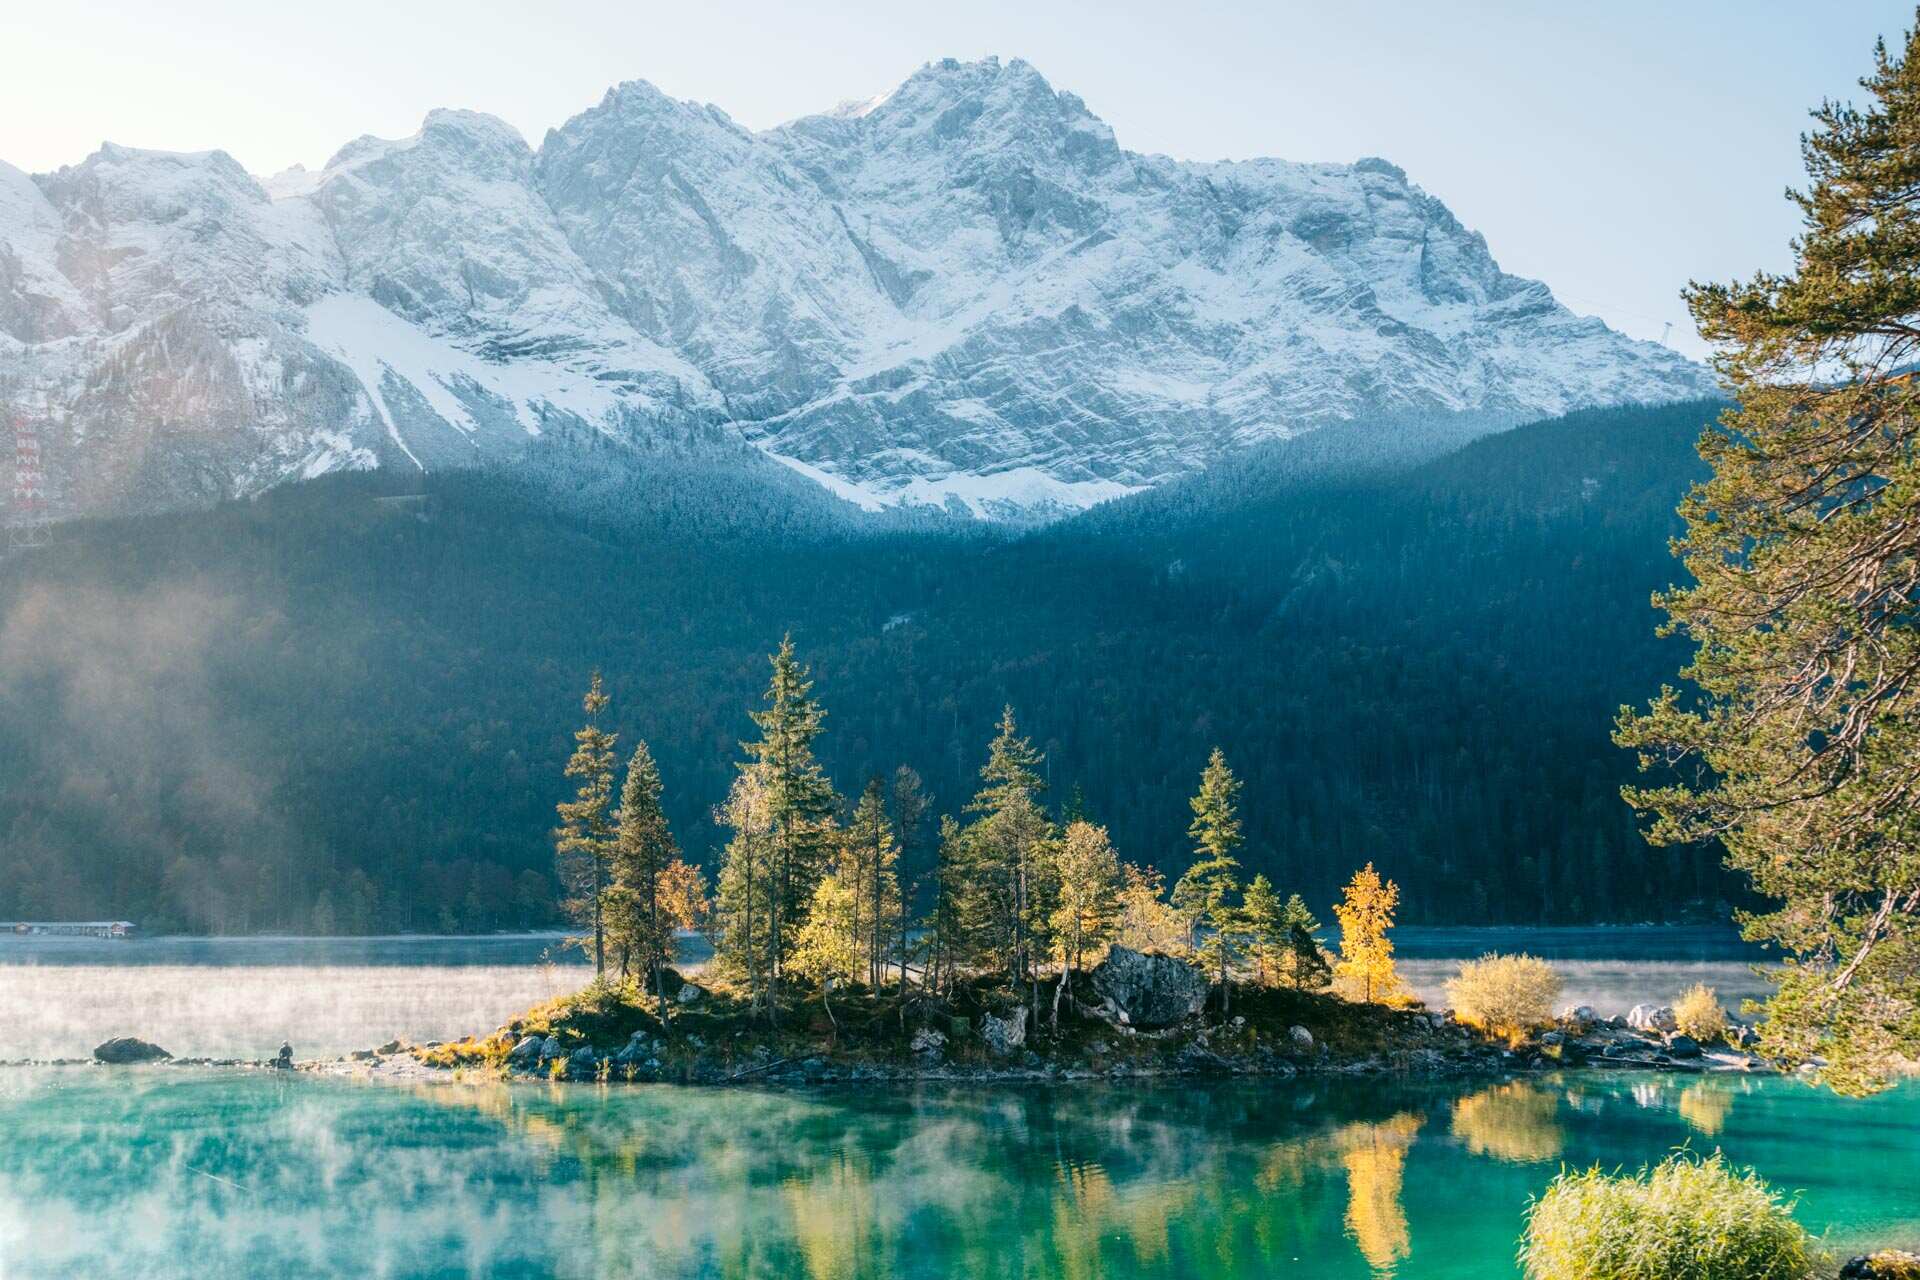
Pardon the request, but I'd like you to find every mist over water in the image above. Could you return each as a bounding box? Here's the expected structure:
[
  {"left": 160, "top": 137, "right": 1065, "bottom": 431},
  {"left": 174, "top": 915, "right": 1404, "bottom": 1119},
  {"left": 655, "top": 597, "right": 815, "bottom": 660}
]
[{"left": 0, "top": 928, "right": 1764, "bottom": 1061}]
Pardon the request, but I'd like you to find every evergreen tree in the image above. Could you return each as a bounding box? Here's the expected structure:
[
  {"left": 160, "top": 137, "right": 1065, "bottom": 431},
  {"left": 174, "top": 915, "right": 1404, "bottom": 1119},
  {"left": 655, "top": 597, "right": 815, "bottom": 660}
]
[
  {"left": 844, "top": 777, "right": 903, "bottom": 986},
  {"left": 740, "top": 636, "right": 840, "bottom": 987},
  {"left": 611, "top": 739, "right": 677, "bottom": 1011},
  {"left": 554, "top": 673, "right": 617, "bottom": 977},
  {"left": 1334, "top": 863, "right": 1403, "bottom": 1004},
  {"left": 1173, "top": 748, "right": 1245, "bottom": 1010},
  {"left": 1617, "top": 19, "right": 1920, "bottom": 1096},
  {"left": 887, "top": 765, "right": 932, "bottom": 993},
  {"left": 961, "top": 707, "right": 1055, "bottom": 989},
  {"left": 1278, "top": 892, "right": 1332, "bottom": 991},
  {"left": 1238, "top": 874, "right": 1286, "bottom": 986}
]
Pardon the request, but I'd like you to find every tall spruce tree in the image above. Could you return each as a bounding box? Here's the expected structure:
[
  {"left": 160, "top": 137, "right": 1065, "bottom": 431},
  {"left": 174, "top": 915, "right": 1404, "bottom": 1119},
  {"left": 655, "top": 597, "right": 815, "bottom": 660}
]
[
  {"left": 888, "top": 765, "right": 932, "bottom": 993},
  {"left": 554, "top": 673, "right": 618, "bottom": 977},
  {"left": 740, "top": 636, "right": 839, "bottom": 989},
  {"left": 844, "top": 777, "right": 903, "bottom": 987},
  {"left": 1617, "top": 18, "right": 1920, "bottom": 1094},
  {"left": 1173, "top": 747, "right": 1245, "bottom": 1010},
  {"left": 612, "top": 740, "right": 677, "bottom": 1012},
  {"left": 962, "top": 706, "right": 1055, "bottom": 989}
]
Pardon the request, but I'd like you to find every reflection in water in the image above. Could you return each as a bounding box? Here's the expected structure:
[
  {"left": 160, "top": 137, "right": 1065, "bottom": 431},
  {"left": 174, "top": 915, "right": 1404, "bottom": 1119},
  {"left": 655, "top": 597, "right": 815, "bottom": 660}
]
[
  {"left": 0, "top": 1069, "right": 1915, "bottom": 1279},
  {"left": 1450, "top": 1083, "right": 1564, "bottom": 1164},
  {"left": 1678, "top": 1082, "right": 1736, "bottom": 1137},
  {"left": 1338, "top": 1114, "right": 1423, "bottom": 1273}
]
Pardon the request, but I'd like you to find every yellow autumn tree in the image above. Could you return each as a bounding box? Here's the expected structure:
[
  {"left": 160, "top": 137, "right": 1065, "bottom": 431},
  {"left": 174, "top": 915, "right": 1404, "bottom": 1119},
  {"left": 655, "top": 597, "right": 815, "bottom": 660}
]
[{"left": 1333, "top": 863, "right": 1405, "bottom": 1005}]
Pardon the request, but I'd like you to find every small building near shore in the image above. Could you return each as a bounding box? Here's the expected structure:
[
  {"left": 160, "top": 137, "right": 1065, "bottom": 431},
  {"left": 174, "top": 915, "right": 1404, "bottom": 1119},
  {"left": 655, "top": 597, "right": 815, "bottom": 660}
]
[{"left": 1, "top": 920, "right": 136, "bottom": 939}]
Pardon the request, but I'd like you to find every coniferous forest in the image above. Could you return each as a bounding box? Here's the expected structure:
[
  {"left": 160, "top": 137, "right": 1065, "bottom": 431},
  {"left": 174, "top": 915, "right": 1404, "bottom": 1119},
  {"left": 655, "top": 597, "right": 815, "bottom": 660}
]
[{"left": 0, "top": 399, "right": 1731, "bottom": 933}]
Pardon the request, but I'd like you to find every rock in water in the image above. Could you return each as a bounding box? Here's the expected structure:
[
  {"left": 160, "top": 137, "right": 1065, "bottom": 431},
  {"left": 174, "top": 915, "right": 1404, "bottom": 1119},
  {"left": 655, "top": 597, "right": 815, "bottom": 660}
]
[
  {"left": 1626, "top": 1004, "right": 1677, "bottom": 1033},
  {"left": 1662, "top": 1033, "right": 1702, "bottom": 1059},
  {"left": 1090, "top": 946, "right": 1209, "bottom": 1029},
  {"left": 981, "top": 1007, "right": 1028, "bottom": 1056},
  {"left": 93, "top": 1037, "right": 172, "bottom": 1064},
  {"left": 275, "top": 1042, "right": 294, "bottom": 1069},
  {"left": 1842, "top": 1252, "right": 1920, "bottom": 1279}
]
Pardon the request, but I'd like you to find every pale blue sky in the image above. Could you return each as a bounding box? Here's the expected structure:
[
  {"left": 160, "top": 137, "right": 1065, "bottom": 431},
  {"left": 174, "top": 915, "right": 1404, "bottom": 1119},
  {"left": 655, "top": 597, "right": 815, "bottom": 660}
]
[{"left": 6, "top": 1, "right": 1912, "bottom": 357}]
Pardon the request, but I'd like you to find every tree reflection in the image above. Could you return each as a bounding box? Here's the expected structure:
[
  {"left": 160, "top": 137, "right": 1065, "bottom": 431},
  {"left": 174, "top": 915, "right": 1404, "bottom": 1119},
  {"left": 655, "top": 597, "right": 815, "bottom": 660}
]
[{"left": 1449, "top": 1082, "right": 1564, "bottom": 1163}]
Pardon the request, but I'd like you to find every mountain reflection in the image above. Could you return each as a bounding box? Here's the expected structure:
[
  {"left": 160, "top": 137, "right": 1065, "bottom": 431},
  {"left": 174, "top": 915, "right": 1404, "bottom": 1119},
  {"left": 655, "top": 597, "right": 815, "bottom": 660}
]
[{"left": 0, "top": 1067, "right": 1898, "bottom": 1279}]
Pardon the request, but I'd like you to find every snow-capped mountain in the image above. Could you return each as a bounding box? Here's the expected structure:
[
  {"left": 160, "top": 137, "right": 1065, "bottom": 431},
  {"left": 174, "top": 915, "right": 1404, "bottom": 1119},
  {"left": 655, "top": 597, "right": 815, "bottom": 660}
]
[{"left": 0, "top": 57, "right": 1711, "bottom": 521}]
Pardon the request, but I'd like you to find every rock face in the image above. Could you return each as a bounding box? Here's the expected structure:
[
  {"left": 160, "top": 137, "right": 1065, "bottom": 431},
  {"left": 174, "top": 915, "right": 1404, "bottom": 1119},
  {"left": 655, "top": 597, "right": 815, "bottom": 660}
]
[
  {"left": 1090, "top": 946, "right": 1209, "bottom": 1028},
  {"left": 0, "top": 58, "right": 1710, "bottom": 524},
  {"left": 93, "top": 1037, "right": 171, "bottom": 1064},
  {"left": 1626, "top": 1004, "right": 1677, "bottom": 1033},
  {"left": 981, "top": 1007, "right": 1028, "bottom": 1055}
]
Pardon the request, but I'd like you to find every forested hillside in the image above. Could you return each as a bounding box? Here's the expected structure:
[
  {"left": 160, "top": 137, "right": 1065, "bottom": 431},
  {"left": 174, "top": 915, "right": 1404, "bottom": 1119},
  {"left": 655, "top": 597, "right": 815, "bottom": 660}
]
[{"left": 0, "top": 400, "right": 1730, "bottom": 933}]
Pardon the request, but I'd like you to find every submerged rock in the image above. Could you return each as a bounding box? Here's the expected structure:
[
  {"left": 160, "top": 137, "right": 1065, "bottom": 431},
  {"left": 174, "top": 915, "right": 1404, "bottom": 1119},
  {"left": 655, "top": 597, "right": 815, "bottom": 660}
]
[
  {"left": 93, "top": 1037, "right": 172, "bottom": 1065},
  {"left": 1089, "top": 946, "right": 1208, "bottom": 1029}
]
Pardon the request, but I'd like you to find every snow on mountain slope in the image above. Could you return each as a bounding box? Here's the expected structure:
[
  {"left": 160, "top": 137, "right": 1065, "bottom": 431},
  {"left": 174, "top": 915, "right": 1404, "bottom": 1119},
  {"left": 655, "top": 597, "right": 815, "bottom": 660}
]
[{"left": 0, "top": 56, "right": 1712, "bottom": 522}]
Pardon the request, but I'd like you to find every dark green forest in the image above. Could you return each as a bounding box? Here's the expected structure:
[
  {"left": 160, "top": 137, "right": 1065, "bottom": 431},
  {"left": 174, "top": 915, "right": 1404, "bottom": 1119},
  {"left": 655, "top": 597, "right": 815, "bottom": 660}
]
[{"left": 0, "top": 399, "right": 1731, "bottom": 933}]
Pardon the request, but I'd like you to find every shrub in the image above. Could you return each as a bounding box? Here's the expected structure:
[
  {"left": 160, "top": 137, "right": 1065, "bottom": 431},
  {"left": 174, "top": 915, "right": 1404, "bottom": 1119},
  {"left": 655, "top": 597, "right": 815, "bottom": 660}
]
[
  {"left": 1674, "top": 983, "right": 1729, "bottom": 1043},
  {"left": 1519, "top": 1151, "right": 1814, "bottom": 1280},
  {"left": 1446, "top": 953, "right": 1564, "bottom": 1045}
]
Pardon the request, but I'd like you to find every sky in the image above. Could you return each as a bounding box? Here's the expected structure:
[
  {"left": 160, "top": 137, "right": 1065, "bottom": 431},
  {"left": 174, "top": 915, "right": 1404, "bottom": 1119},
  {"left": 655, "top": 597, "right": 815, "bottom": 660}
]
[{"left": 4, "top": 1, "right": 1913, "bottom": 358}]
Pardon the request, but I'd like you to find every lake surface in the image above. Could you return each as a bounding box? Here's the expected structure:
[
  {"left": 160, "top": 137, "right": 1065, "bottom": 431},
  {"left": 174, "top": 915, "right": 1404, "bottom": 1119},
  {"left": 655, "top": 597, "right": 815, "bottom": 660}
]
[
  {"left": 0, "top": 927, "right": 1774, "bottom": 1061},
  {"left": 0, "top": 1068, "right": 1912, "bottom": 1278}
]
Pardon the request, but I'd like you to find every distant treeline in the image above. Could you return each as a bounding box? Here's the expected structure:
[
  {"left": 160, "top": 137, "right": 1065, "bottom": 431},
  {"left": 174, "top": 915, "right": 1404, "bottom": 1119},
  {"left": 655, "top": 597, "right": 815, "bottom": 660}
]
[{"left": 0, "top": 399, "right": 1733, "bottom": 933}]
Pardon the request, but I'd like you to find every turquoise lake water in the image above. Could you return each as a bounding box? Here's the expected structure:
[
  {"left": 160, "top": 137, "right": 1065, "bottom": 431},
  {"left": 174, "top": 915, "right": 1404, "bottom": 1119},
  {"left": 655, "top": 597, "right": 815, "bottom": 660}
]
[{"left": 1, "top": 1068, "right": 1913, "bottom": 1279}]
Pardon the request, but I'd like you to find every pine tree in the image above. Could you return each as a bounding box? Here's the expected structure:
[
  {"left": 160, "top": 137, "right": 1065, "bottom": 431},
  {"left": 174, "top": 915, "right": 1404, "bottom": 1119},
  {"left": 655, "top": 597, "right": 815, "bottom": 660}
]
[
  {"left": 1173, "top": 748, "right": 1245, "bottom": 1010},
  {"left": 1278, "top": 893, "right": 1332, "bottom": 991},
  {"left": 888, "top": 765, "right": 931, "bottom": 993},
  {"left": 1616, "top": 20, "right": 1920, "bottom": 1096},
  {"left": 844, "top": 777, "right": 903, "bottom": 987},
  {"left": 554, "top": 672, "right": 617, "bottom": 977},
  {"left": 961, "top": 707, "right": 1055, "bottom": 987},
  {"left": 1239, "top": 874, "right": 1286, "bottom": 986},
  {"left": 740, "top": 635, "right": 839, "bottom": 988},
  {"left": 1334, "top": 863, "right": 1403, "bottom": 1004},
  {"left": 611, "top": 739, "right": 677, "bottom": 1011}
]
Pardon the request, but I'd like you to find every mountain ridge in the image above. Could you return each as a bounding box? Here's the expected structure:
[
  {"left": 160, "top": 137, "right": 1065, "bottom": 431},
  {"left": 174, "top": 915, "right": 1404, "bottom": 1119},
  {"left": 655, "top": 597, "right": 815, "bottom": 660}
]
[{"left": 1, "top": 57, "right": 1712, "bottom": 521}]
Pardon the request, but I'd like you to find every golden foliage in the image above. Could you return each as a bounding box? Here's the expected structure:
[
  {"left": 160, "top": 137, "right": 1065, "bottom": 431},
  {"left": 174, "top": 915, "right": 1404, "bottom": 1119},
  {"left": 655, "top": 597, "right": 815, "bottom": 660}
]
[
  {"left": 1445, "top": 953, "right": 1564, "bottom": 1045},
  {"left": 1673, "top": 982, "right": 1729, "bottom": 1044},
  {"left": 1450, "top": 1082, "right": 1564, "bottom": 1163},
  {"left": 1333, "top": 863, "right": 1404, "bottom": 1005}
]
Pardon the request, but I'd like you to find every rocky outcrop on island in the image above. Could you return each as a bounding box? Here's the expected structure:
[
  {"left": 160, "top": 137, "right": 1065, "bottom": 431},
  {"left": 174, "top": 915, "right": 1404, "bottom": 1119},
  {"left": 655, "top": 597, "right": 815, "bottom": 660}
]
[{"left": 92, "top": 1037, "right": 172, "bottom": 1064}]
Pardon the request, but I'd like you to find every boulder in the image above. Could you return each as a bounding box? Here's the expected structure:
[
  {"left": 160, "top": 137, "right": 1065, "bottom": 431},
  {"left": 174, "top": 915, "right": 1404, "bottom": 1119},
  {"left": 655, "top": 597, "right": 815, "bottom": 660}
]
[
  {"left": 1089, "top": 946, "right": 1209, "bottom": 1029},
  {"left": 1626, "top": 1004, "right": 1676, "bottom": 1033},
  {"left": 508, "top": 1035, "right": 544, "bottom": 1067},
  {"left": 1288, "top": 1025, "right": 1315, "bottom": 1050},
  {"left": 376, "top": 1039, "right": 404, "bottom": 1056},
  {"left": 93, "top": 1037, "right": 172, "bottom": 1065},
  {"left": 981, "top": 1007, "right": 1028, "bottom": 1056},
  {"left": 1727, "top": 1023, "right": 1760, "bottom": 1049},
  {"left": 1842, "top": 1250, "right": 1920, "bottom": 1279},
  {"left": 567, "top": 1046, "right": 598, "bottom": 1077},
  {"left": 1559, "top": 1005, "right": 1599, "bottom": 1027},
  {"left": 910, "top": 1027, "right": 947, "bottom": 1057},
  {"left": 275, "top": 1042, "right": 294, "bottom": 1070},
  {"left": 614, "top": 1031, "right": 654, "bottom": 1066},
  {"left": 676, "top": 982, "right": 705, "bottom": 1005},
  {"left": 538, "top": 1036, "right": 565, "bottom": 1062},
  {"left": 1663, "top": 1033, "right": 1702, "bottom": 1059}
]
